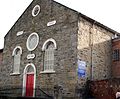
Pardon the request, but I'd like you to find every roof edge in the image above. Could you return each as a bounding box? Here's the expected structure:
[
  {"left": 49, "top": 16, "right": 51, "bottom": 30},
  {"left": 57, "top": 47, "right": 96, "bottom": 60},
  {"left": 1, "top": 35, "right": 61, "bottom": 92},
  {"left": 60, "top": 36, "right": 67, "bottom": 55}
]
[
  {"left": 53, "top": 0, "right": 119, "bottom": 34},
  {"left": 79, "top": 13, "right": 119, "bottom": 34},
  {"left": 4, "top": 0, "right": 34, "bottom": 38},
  {"left": 4, "top": 0, "right": 119, "bottom": 39}
]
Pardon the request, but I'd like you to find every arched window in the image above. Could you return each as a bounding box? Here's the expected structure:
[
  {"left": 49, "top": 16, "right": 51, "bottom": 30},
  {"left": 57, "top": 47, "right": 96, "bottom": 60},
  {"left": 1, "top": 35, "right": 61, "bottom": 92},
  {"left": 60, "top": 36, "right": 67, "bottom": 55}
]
[
  {"left": 12, "top": 46, "right": 22, "bottom": 74},
  {"left": 41, "top": 38, "right": 57, "bottom": 73}
]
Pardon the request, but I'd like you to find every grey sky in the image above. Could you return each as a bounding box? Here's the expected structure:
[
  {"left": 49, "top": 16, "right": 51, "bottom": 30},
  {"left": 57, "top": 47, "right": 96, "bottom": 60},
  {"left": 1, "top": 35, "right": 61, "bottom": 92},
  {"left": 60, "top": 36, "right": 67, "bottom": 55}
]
[{"left": 0, "top": 0, "right": 120, "bottom": 49}]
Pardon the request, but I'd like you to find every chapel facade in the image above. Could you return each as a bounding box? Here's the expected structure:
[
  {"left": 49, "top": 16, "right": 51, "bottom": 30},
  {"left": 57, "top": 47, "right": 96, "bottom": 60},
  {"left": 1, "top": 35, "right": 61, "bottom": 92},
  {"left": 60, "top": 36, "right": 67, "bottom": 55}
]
[{"left": 0, "top": 0, "right": 118, "bottom": 98}]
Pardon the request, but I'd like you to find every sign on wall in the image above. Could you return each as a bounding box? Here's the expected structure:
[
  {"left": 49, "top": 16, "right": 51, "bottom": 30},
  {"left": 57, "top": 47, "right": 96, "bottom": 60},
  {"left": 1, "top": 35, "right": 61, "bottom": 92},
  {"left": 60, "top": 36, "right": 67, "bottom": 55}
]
[{"left": 77, "top": 60, "right": 86, "bottom": 78}]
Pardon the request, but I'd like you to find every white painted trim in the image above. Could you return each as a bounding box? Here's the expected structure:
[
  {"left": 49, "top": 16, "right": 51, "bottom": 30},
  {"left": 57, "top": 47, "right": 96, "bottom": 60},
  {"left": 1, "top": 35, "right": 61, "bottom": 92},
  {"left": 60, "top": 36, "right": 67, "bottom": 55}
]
[
  {"left": 12, "top": 46, "right": 22, "bottom": 56},
  {"left": 47, "top": 20, "right": 56, "bottom": 27},
  {"left": 27, "top": 54, "right": 35, "bottom": 60},
  {"left": 42, "top": 38, "right": 57, "bottom": 51},
  {"left": 40, "top": 70, "right": 55, "bottom": 74},
  {"left": 16, "top": 31, "right": 24, "bottom": 36},
  {"left": 10, "top": 72, "right": 20, "bottom": 76},
  {"left": 26, "top": 32, "right": 39, "bottom": 51},
  {"left": 32, "top": 5, "right": 40, "bottom": 17},
  {"left": 22, "top": 63, "right": 36, "bottom": 97}
]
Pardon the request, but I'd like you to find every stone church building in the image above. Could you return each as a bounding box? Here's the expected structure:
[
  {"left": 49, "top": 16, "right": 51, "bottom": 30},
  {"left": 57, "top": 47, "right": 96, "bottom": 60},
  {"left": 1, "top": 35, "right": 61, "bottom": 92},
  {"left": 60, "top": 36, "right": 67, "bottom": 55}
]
[{"left": 0, "top": 0, "right": 119, "bottom": 98}]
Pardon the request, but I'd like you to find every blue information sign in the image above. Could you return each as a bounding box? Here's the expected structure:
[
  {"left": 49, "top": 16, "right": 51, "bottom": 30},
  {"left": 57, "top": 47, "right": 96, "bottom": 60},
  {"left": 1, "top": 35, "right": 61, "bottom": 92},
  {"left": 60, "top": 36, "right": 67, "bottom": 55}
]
[{"left": 77, "top": 60, "right": 86, "bottom": 78}]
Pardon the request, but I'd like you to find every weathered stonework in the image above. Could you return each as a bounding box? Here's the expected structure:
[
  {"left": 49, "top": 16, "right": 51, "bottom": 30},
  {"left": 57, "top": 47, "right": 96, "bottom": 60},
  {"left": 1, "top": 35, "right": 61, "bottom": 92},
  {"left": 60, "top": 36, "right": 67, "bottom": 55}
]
[
  {"left": 77, "top": 16, "right": 114, "bottom": 96},
  {"left": 0, "top": 0, "right": 117, "bottom": 98},
  {"left": 78, "top": 17, "right": 114, "bottom": 80}
]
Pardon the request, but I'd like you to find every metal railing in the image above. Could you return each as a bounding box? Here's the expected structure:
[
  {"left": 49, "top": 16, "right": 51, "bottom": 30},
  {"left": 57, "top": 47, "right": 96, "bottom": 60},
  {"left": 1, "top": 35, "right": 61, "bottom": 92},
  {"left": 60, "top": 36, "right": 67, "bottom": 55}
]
[{"left": 0, "top": 86, "right": 53, "bottom": 99}]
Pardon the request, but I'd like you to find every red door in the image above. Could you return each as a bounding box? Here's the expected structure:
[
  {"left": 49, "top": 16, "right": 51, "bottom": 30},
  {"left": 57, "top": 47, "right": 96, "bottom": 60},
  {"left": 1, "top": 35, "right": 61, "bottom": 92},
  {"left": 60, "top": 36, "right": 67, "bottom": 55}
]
[{"left": 26, "top": 74, "right": 34, "bottom": 97}]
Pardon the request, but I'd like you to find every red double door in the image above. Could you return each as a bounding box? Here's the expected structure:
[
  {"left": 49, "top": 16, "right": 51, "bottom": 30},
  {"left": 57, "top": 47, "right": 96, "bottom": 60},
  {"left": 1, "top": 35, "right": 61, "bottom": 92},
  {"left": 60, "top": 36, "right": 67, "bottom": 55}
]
[{"left": 26, "top": 74, "right": 34, "bottom": 97}]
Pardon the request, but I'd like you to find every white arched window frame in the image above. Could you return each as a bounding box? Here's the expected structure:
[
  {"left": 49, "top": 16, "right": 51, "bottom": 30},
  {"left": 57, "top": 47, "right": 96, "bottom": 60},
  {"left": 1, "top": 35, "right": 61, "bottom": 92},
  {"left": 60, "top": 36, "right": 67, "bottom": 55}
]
[
  {"left": 42, "top": 38, "right": 57, "bottom": 51},
  {"left": 41, "top": 38, "right": 57, "bottom": 73},
  {"left": 11, "top": 46, "right": 22, "bottom": 75}
]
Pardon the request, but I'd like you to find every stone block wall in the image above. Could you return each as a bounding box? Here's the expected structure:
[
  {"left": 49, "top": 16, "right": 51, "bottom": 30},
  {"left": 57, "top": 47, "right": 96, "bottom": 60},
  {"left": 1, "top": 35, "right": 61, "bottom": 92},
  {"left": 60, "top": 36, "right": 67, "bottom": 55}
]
[
  {"left": 2, "top": 0, "right": 78, "bottom": 98},
  {"left": 77, "top": 17, "right": 114, "bottom": 85}
]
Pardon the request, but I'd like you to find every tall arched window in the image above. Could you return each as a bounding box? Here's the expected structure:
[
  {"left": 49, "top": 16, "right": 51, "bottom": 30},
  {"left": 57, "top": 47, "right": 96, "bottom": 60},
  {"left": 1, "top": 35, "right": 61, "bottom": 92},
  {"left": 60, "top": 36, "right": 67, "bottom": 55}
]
[
  {"left": 41, "top": 38, "right": 57, "bottom": 73},
  {"left": 12, "top": 46, "right": 22, "bottom": 74}
]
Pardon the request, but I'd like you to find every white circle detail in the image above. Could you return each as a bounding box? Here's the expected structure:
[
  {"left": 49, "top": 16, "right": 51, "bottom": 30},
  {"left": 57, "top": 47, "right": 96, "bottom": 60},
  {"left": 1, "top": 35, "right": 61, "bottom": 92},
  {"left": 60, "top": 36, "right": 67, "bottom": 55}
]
[
  {"left": 26, "top": 33, "right": 39, "bottom": 51},
  {"left": 32, "top": 5, "right": 40, "bottom": 17}
]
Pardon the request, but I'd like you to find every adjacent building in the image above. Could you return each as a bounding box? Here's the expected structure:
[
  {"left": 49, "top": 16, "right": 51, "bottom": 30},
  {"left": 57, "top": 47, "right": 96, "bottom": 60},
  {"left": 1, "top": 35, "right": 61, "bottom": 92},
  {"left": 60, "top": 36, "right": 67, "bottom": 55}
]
[{"left": 112, "top": 37, "right": 120, "bottom": 78}]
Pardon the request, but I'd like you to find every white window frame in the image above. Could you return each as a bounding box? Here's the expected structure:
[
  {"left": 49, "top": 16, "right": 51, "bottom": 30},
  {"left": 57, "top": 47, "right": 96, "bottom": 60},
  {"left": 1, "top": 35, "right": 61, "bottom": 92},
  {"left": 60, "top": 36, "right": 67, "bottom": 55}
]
[
  {"left": 40, "top": 38, "right": 57, "bottom": 74},
  {"left": 42, "top": 38, "right": 57, "bottom": 51},
  {"left": 32, "top": 5, "right": 40, "bottom": 17},
  {"left": 12, "top": 46, "right": 22, "bottom": 56},
  {"left": 26, "top": 32, "right": 39, "bottom": 51},
  {"left": 11, "top": 46, "right": 22, "bottom": 75}
]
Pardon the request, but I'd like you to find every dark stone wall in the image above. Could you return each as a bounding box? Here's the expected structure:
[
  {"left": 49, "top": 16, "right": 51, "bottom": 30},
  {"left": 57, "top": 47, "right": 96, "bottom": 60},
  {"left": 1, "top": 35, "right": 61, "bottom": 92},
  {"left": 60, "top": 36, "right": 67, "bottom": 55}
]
[{"left": 2, "top": 0, "right": 78, "bottom": 98}]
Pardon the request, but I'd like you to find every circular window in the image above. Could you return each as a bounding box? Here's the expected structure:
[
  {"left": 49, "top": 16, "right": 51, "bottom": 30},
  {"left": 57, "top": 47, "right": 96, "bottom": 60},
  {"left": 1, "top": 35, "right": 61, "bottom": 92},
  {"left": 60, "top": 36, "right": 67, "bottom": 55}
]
[
  {"left": 27, "top": 33, "right": 39, "bottom": 51},
  {"left": 32, "top": 5, "right": 40, "bottom": 17}
]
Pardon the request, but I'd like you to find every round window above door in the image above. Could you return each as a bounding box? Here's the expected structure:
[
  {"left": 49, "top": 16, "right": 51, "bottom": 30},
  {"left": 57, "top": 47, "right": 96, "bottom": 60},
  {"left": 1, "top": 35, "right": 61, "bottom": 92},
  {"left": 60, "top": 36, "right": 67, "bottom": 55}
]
[{"left": 26, "top": 33, "right": 39, "bottom": 51}]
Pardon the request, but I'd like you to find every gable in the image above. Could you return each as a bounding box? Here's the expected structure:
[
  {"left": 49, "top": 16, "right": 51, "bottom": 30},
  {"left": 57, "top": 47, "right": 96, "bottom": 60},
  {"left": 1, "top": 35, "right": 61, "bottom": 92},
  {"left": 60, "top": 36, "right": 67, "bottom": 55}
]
[
  {"left": 4, "top": 0, "right": 78, "bottom": 40},
  {"left": 3, "top": 0, "right": 79, "bottom": 72}
]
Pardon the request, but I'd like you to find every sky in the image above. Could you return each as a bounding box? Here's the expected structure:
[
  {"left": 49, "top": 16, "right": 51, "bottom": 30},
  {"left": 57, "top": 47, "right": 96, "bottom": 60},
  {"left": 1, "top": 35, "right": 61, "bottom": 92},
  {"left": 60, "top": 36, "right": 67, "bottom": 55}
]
[{"left": 0, "top": 0, "right": 120, "bottom": 49}]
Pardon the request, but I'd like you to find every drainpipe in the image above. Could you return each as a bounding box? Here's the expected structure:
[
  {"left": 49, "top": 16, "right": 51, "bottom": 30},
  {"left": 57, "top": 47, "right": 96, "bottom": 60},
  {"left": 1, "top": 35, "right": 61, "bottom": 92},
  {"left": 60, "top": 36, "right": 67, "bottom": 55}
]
[{"left": 89, "top": 21, "right": 96, "bottom": 80}]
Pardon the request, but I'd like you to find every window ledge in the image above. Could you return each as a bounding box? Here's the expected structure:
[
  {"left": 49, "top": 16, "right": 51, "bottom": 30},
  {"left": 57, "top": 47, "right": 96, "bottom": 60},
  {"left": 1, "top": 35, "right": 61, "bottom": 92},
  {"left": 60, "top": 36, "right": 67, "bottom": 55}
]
[
  {"left": 10, "top": 73, "right": 20, "bottom": 76},
  {"left": 40, "top": 70, "right": 55, "bottom": 74}
]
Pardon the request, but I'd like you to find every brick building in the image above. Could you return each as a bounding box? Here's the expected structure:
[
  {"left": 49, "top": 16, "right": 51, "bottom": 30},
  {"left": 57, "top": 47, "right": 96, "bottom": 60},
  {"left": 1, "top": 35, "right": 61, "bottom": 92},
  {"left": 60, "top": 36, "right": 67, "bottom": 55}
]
[
  {"left": 112, "top": 37, "right": 120, "bottom": 78},
  {"left": 0, "top": 0, "right": 119, "bottom": 98},
  {"left": 88, "top": 37, "right": 120, "bottom": 99}
]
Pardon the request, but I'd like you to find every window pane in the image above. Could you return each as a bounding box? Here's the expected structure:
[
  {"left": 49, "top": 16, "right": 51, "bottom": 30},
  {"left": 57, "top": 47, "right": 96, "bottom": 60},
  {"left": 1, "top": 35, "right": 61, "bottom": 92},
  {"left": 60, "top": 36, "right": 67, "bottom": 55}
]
[
  {"left": 27, "top": 66, "right": 34, "bottom": 73},
  {"left": 15, "top": 49, "right": 20, "bottom": 55},
  {"left": 13, "top": 54, "right": 20, "bottom": 73},
  {"left": 113, "top": 49, "right": 119, "bottom": 61},
  {"left": 28, "top": 35, "right": 38, "bottom": 50},
  {"left": 44, "top": 42, "right": 55, "bottom": 71}
]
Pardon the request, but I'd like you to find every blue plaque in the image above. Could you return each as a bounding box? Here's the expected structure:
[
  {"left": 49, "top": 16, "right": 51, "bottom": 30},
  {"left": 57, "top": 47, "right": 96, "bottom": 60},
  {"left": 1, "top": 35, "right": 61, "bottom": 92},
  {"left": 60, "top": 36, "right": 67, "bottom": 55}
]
[{"left": 77, "top": 60, "right": 86, "bottom": 78}]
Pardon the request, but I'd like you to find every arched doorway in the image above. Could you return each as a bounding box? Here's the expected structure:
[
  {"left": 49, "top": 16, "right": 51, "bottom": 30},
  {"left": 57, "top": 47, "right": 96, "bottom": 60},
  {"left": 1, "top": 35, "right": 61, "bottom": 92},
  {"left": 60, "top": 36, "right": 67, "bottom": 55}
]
[{"left": 22, "top": 63, "right": 36, "bottom": 97}]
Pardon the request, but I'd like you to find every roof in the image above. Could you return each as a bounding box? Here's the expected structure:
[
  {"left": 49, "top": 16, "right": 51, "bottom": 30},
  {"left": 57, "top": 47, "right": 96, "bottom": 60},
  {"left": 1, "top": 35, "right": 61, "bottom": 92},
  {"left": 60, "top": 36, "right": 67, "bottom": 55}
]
[
  {"left": 79, "top": 13, "right": 119, "bottom": 34},
  {"left": 53, "top": 0, "right": 119, "bottom": 34},
  {"left": 5, "top": 0, "right": 119, "bottom": 38}
]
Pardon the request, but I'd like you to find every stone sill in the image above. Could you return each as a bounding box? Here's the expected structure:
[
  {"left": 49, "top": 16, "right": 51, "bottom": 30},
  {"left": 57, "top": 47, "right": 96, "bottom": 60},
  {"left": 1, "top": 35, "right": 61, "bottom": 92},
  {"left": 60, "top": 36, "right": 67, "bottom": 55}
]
[
  {"left": 40, "top": 70, "right": 55, "bottom": 74},
  {"left": 10, "top": 73, "right": 20, "bottom": 76}
]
